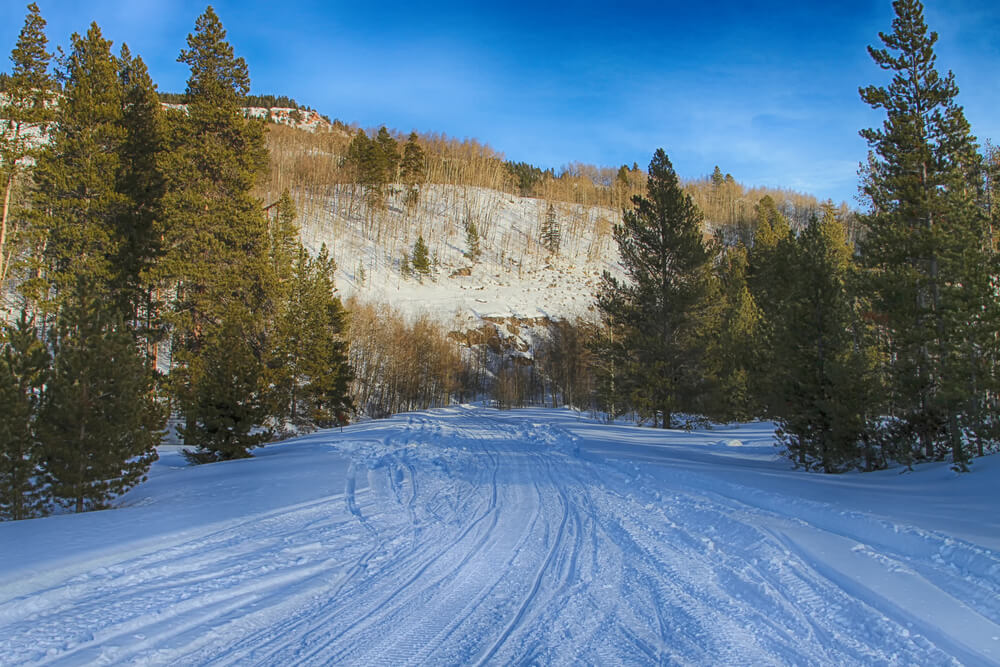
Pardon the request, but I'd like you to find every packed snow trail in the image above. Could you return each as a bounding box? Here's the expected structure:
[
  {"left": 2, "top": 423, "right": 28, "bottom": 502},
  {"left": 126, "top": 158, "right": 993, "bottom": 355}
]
[{"left": 1, "top": 407, "right": 999, "bottom": 665}]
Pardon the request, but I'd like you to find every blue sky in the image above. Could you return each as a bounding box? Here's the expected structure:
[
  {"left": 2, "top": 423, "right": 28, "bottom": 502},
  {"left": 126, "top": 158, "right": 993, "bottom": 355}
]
[{"left": 2, "top": 0, "right": 998, "bottom": 205}]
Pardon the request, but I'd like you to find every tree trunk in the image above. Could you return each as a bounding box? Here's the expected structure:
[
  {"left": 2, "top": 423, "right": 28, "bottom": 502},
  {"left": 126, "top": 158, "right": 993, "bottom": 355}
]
[
  {"left": 0, "top": 171, "right": 15, "bottom": 305},
  {"left": 949, "top": 412, "right": 968, "bottom": 472}
]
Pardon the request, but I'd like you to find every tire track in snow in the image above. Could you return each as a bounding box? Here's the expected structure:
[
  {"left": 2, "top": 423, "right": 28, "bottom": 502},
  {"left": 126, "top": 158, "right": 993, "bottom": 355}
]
[
  {"left": 4, "top": 408, "right": 996, "bottom": 665},
  {"left": 579, "top": 452, "right": 976, "bottom": 664},
  {"left": 298, "top": 449, "right": 505, "bottom": 664},
  {"left": 474, "top": 449, "right": 571, "bottom": 666},
  {"left": 1, "top": 492, "right": 381, "bottom": 665},
  {"left": 194, "top": 413, "right": 513, "bottom": 665},
  {"left": 308, "top": 414, "right": 579, "bottom": 666},
  {"left": 0, "top": 491, "right": 361, "bottom": 627},
  {"left": 311, "top": 416, "right": 571, "bottom": 665}
]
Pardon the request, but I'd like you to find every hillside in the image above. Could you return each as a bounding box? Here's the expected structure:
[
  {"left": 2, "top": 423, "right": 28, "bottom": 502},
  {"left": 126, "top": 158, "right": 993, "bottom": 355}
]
[
  {"left": 295, "top": 184, "right": 621, "bottom": 328},
  {"left": 1, "top": 97, "right": 834, "bottom": 337},
  {"left": 260, "top": 118, "right": 840, "bottom": 339},
  {"left": 160, "top": 102, "right": 340, "bottom": 133}
]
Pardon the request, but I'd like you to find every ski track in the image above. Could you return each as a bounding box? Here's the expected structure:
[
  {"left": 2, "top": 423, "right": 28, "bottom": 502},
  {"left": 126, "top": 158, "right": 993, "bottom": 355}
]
[{"left": 1, "top": 406, "right": 998, "bottom": 665}]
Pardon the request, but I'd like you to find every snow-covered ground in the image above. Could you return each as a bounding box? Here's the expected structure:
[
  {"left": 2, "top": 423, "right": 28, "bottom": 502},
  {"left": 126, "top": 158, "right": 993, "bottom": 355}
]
[
  {"left": 2, "top": 407, "right": 998, "bottom": 665},
  {"left": 296, "top": 185, "right": 620, "bottom": 325}
]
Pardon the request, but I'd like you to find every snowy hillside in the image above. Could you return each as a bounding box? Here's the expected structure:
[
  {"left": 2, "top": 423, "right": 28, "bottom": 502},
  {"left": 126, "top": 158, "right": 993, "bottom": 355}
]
[
  {"left": 2, "top": 407, "right": 998, "bottom": 664},
  {"left": 161, "top": 103, "right": 338, "bottom": 133},
  {"left": 295, "top": 185, "right": 623, "bottom": 330}
]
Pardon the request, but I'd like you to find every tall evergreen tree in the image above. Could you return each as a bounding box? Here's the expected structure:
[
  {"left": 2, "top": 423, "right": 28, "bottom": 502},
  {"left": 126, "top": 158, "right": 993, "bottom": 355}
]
[
  {"left": 746, "top": 195, "right": 795, "bottom": 416},
  {"left": 710, "top": 166, "right": 725, "bottom": 189},
  {"left": 374, "top": 126, "right": 399, "bottom": 183},
  {"left": 400, "top": 131, "right": 424, "bottom": 186},
  {"left": 709, "top": 243, "right": 762, "bottom": 421},
  {"left": 859, "top": 0, "right": 993, "bottom": 470},
  {"left": 272, "top": 245, "right": 353, "bottom": 426},
  {"left": 24, "top": 28, "right": 165, "bottom": 336},
  {"left": 985, "top": 143, "right": 999, "bottom": 249},
  {"left": 41, "top": 290, "right": 163, "bottom": 512},
  {"left": 773, "top": 208, "right": 878, "bottom": 472},
  {"left": 266, "top": 189, "right": 299, "bottom": 304},
  {"left": 617, "top": 165, "right": 631, "bottom": 187},
  {"left": 31, "top": 23, "right": 125, "bottom": 306},
  {"left": 6, "top": 23, "right": 168, "bottom": 514},
  {"left": 344, "top": 128, "right": 397, "bottom": 209},
  {"left": 400, "top": 131, "right": 425, "bottom": 209},
  {"left": 0, "top": 3, "right": 54, "bottom": 303},
  {"left": 596, "top": 149, "right": 713, "bottom": 427},
  {"left": 0, "top": 310, "right": 49, "bottom": 520},
  {"left": 345, "top": 129, "right": 376, "bottom": 185},
  {"left": 163, "top": 7, "right": 273, "bottom": 462},
  {"left": 163, "top": 4, "right": 268, "bottom": 324},
  {"left": 115, "top": 45, "right": 165, "bottom": 334}
]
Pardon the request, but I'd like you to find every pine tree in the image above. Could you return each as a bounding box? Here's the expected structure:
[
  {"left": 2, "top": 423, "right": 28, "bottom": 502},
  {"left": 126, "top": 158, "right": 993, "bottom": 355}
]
[
  {"left": 745, "top": 195, "right": 795, "bottom": 416},
  {"left": 297, "top": 247, "right": 353, "bottom": 426},
  {"left": 400, "top": 131, "right": 425, "bottom": 186},
  {"left": 412, "top": 235, "right": 431, "bottom": 277},
  {"left": 596, "top": 149, "right": 713, "bottom": 427},
  {"left": 257, "top": 189, "right": 300, "bottom": 418},
  {"left": 164, "top": 5, "right": 269, "bottom": 329},
  {"left": 344, "top": 128, "right": 396, "bottom": 209},
  {"left": 41, "top": 289, "right": 163, "bottom": 512},
  {"left": 31, "top": 23, "right": 126, "bottom": 305},
  {"left": 859, "top": 0, "right": 993, "bottom": 470},
  {"left": 345, "top": 129, "right": 375, "bottom": 185},
  {"left": 400, "top": 131, "right": 425, "bottom": 209},
  {"left": 272, "top": 245, "right": 353, "bottom": 426},
  {"left": 773, "top": 208, "right": 878, "bottom": 472},
  {"left": 616, "top": 165, "right": 631, "bottom": 188},
  {"left": 463, "top": 217, "right": 481, "bottom": 262},
  {"left": 177, "top": 310, "right": 268, "bottom": 463},
  {"left": 710, "top": 166, "right": 725, "bottom": 188},
  {"left": 541, "top": 203, "right": 561, "bottom": 255},
  {"left": 344, "top": 128, "right": 365, "bottom": 176},
  {"left": 27, "top": 28, "right": 165, "bottom": 337},
  {"left": 985, "top": 144, "right": 999, "bottom": 248},
  {"left": 709, "top": 243, "right": 762, "bottom": 421},
  {"left": 0, "top": 3, "right": 54, "bottom": 303},
  {"left": 750, "top": 196, "right": 790, "bottom": 256},
  {"left": 163, "top": 7, "right": 273, "bottom": 461},
  {"left": 7, "top": 24, "right": 168, "bottom": 512},
  {"left": 115, "top": 45, "right": 165, "bottom": 333},
  {"left": 374, "top": 126, "right": 399, "bottom": 184},
  {"left": 267, "top": 190, "right": 299, "bottom": 304},
  {"left": 0, "top": 310, "right": 49, "bottom": 520},
  {"left": 265, "top": 195, "right": 352, "bottom": 428}
]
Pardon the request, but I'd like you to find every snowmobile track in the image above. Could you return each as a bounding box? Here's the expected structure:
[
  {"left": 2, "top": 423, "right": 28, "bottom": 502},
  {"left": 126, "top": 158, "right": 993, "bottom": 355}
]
[{"left": 1, "top": 406, "right": 997, "bottom": 665}]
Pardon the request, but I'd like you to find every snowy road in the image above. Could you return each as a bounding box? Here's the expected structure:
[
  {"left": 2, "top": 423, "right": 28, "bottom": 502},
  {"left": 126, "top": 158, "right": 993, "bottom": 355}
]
[{"left": 1, "top": 406, "right": 999, "bottom": 665}]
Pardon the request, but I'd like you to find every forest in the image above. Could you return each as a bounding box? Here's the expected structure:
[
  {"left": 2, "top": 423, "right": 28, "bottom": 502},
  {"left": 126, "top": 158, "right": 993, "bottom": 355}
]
[{"left": 1, "top": 0, "right": 998, "bottom": 520}]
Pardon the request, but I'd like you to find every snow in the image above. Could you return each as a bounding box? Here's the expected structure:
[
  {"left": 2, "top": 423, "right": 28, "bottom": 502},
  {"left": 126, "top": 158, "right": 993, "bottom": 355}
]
[
  {"left": 295, "top": 185, "right": 621, "bottom": 326},
  {"left": 1, "top": 406, "right": 998, "bottom": 664},
  {"left": 161, "top": 104, "right": 336, "bottom": 133}
]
